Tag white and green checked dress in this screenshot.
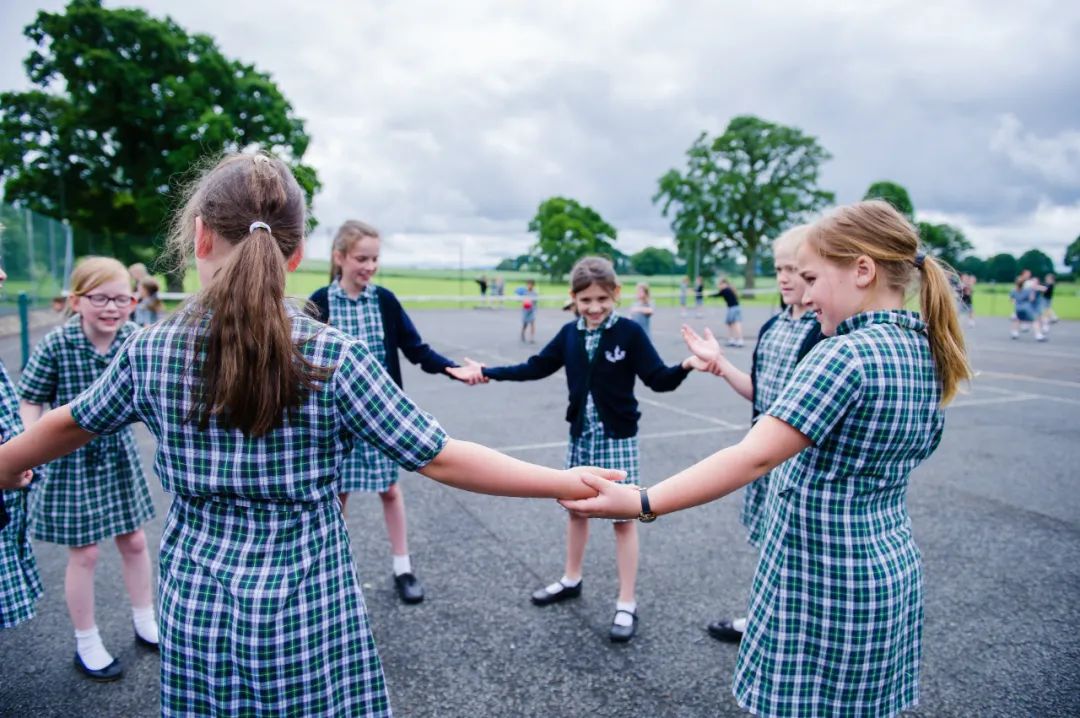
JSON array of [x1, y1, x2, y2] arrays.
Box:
[[326, 281, 400, 494], [565, 314, 640, 487], [69, 306, 447, 717], [18, 316, 153, 546], [742, 308, 820, 547], [734, 311, 943, 717], [0, 361, 43, 628]]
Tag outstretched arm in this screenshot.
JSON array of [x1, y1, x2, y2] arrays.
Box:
[[681, 324, 753, 401], [0, 406, 96, 488], [560, 417, 810, 519], [420, 438, 622, 500]]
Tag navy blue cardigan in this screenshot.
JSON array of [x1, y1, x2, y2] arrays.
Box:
[[482, 317, 691, 439], [308, 285, 457, 388]]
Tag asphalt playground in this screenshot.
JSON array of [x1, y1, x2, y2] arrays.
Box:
[[0, 303, 1078, 717]]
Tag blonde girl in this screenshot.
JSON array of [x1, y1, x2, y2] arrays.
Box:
[[18, 257, 156, 681], [564, 200, 971, 716]]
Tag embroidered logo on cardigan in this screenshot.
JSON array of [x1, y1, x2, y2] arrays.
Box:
[[604, 345, 626, 363]]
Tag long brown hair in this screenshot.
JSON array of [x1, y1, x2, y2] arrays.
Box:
[[166, 152, 328, 436], [329, 220, 380, 281], [807, 200, 971, 405]]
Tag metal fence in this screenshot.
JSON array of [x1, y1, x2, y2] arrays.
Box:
[[0, 202, 74, 314]]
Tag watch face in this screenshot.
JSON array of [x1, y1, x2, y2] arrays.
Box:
[[639, 513, 657, 523]]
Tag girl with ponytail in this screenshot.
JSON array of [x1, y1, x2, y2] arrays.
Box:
[[562, 200, 971, 717], [0, 152, 619, 716]]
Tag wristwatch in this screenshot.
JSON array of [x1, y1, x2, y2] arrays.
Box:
[[637, 487, 657, 523]]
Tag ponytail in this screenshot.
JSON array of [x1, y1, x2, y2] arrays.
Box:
[[918, 255, 972, 406], [168, 152, 328, 437]]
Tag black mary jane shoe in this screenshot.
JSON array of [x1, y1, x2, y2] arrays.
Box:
[[530, 580, 582, 607], [393, 572, 425, 604], [609, 609, 638, 643], [134, 631, 160, 651], [706, 618, 744, 643], [73, 653, 124, 682]]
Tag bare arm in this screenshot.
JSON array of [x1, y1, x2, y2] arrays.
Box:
[[559, 417, 811, 518], [419, 438, 623, 500], [0, 406, 96, 488], [681, 325, 753, 401], [18, 400, 46, 429]]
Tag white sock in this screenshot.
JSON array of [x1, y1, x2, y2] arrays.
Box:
[[74, 626, 114, 671], [392, 554, 412, 576], [132, 605, 159, 644], [613, 601, 637, 627], [731, 616, 748, 633], [543, 575, 581, 594]]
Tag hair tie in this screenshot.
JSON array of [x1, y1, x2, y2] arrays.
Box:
[[913, 251, 926, 269], [249, 221, 272, 236]]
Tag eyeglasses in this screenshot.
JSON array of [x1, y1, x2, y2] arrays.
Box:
[[81, 293, 138, 308]]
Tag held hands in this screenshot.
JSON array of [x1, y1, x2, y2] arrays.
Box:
[[0, 469, 33, 490], [561, 466, 627, 500], [559, 474, 642, 519], [681, 324, 726, 376], [446, 358, 489, 385]]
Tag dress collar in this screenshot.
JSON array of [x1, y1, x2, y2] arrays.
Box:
[[836, 309, 926, 337]]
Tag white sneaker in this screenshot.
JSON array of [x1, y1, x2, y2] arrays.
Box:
[[1010, 332, 1019, 340], [1036, 333, 1048, 342]]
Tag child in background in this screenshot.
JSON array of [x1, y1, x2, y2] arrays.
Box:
[[0, 153, 617, 716], [308, 220, 479, 604], [564, 200, 971, 717], [1042, 273, 1058, 324], [134, 277, 164, 326], [712, 277, 744, 347], [694, 276, 705, 317], [462, 257, 706, 642], [679, 276, 689, 316], [521, 279, 538, 343], [19, 257, 156, 681], [0, 260, 42, 631], [629, 282, 654, 339], [681, 226, 824, 643]]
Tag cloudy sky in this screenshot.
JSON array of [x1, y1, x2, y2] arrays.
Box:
[[2, 0, 1078, 267]]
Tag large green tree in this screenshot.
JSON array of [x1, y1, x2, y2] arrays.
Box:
[[1066, 235, 1080, 276], [986, 253, 1019, 283], [0, 0, 320, 288], [916, 221, 973, 270], [527, 197, 617, 280], [1017, 248, 1054, 278], [630, 246, 680, 276], [863, 180, 915, 221], [654, 116, 834, 288]]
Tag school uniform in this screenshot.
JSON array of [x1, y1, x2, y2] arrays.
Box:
[[742, 308, 823, 547], [309, 281, 456, 493], [68, 305, 447, 717], [17, 316, 153, 546], [0, 361, 43, 629], [734, 310, 943, 717], [484, 313, 690, 485]]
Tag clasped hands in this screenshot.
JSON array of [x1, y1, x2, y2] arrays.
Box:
[[445, 358, 488, 385]]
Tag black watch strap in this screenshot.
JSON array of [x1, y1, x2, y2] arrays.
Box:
[[637, 487, 657, 523]]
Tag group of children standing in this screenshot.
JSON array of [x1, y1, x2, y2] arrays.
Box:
[[0, 151, 970, 718], [1009, 270, 1057, 341]]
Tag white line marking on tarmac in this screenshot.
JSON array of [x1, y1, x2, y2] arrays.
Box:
[[637, 396, 745, 429], [971, 345, 1080, 361], [494, 425, 746, 453], [974, 370, 1080, 390]]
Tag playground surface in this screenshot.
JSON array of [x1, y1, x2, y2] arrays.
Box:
[[0, 304, 1078, 717]]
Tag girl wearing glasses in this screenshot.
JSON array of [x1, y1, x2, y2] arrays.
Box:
[[18, 257, 156, 681]]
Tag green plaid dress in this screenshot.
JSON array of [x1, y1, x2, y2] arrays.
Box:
[[0, 361, 43, 628], [18, 316, 153, 546], [565, 314, 639, 488], [742, 308, 820, 547], [734, 311, 943, 718], [327, 281, 400, 494], [68, 306, 448, 717]]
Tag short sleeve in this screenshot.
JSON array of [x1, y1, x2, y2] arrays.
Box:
[[69, 342, 138, 435], [334, 339, 448, 471], [17, 336, 60, 405], [765, 337, 863, 446]]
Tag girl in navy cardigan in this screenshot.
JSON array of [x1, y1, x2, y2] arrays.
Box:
[[309, 220, 477, 604], [466, 257, 705, 641]]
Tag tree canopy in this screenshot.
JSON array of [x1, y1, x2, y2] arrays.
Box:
[[0, 0, 320, 284], [986, 253, 1019, 283], [1017, 248, 1055, 278], [1066, 235, 1080, 276], [527, 197, 618, 280], [654, 116, 834, 288], [863, 180, 915, 221], [917, 221, 973, 270], [630, 246, 681, 276]]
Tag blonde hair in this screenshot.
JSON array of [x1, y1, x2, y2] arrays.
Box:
[[330, 220, 380, 281], [773, 224, 811, 259], [166, 151, 328, 437], [636, 282, 651, 301], [806, 200, 971, 405], [569, 256, 619, 295], [71, 257, 131, 296]]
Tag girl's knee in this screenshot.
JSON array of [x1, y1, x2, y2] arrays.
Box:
[[380, 485, 401, 503], [612, 520, 637, 535], [115, 529, 148, 556], [69, 543, 100, 569]]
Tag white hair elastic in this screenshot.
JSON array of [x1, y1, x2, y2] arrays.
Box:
[[249, 221, 272, 235]]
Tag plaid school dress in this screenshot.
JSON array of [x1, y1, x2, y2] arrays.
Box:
[[565, 314, 640, 488], [18, 316, 153, 546], [327, 281, 401, 494], [69, 305, 447, 717], [734, 311, 944, 718], [0, 361, 43, 628], [741, 308, 820, 547]]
